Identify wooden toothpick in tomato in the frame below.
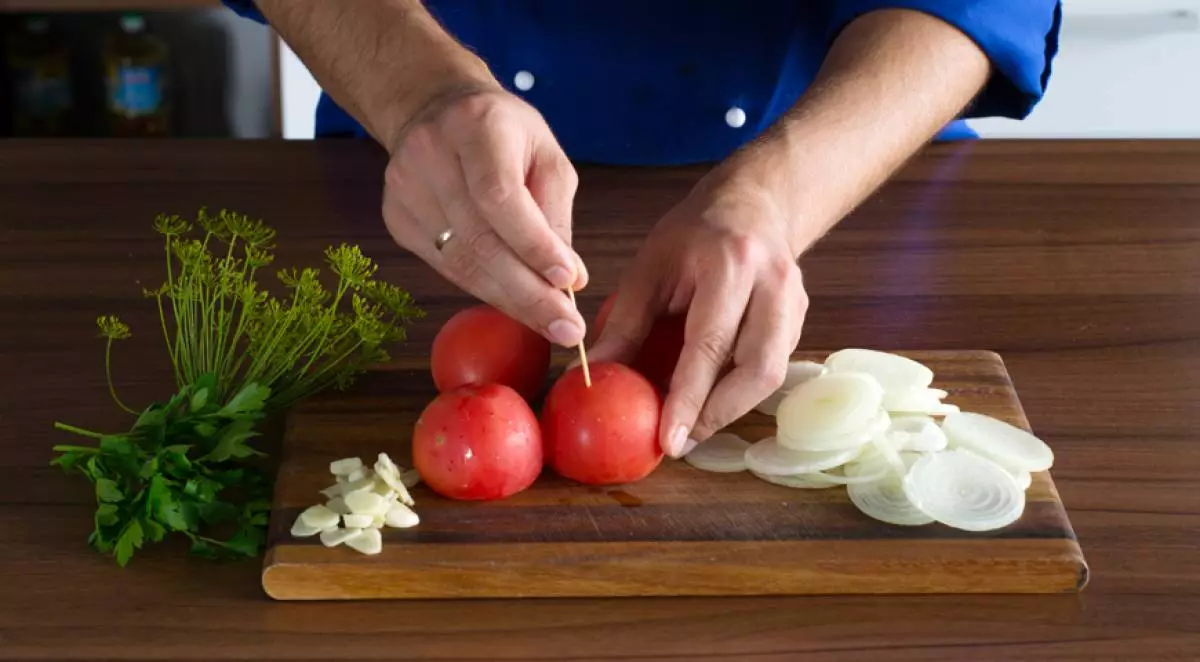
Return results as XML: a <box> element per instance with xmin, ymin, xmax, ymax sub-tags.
<box><xmin>541</xmin><ymin>362</ymin><xmax>663</xmax><ymax>486</ymax></box>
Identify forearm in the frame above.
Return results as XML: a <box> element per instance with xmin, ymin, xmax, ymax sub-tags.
<box><xmin>257</xmin><ymin>0</ymin><xmax>497</xmax><ymax>149</ymax></box>
<box><xmin>729</xmin><ymin>9</ymin><xmax>991</xmax><ymax>254</ymax></box>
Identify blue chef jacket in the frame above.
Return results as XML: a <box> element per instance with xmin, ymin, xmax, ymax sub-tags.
<box><xmin>226</xmin><ymin>1</ymin><xmax>1061</xmax><ymax>166</ymax></box>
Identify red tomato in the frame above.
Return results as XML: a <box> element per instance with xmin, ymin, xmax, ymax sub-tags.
<box><xmin>412</xmin><ymin>383</ymin><xmax>543</xmax><ymax>501</ymax></box>
<box><xmin>541</xmin><ymin>362</ymin><xmax>663</xmax><ymax>486</ymax></box>
<box><xmin>431</xmin><ymin>304</ymin><xmax>550</xmax><ymax>401</ymax></box>
<box><xmin>593</xmin><ymin>293</ymin><xmax>686</xmax><ymax>390</ymax></box>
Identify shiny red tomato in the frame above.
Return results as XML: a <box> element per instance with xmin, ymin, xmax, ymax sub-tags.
<box><xmin>541</xmin><ymin>362</ymin><xmax>663</xmax><ymax>486</ymax></box>
<box><xmin>412</xmin><ymin>383</ymin><xmax>543</xmax><ymax>501</ymax></box>
<box><xmin>431</xmin><ymin>304</ymin><xmax>550</xmax><ymax>401</ymax></box>
<box><xmin>593</xmin><ymin>293</ymin><xmax>686</xmax><ymax>390</ymax></box>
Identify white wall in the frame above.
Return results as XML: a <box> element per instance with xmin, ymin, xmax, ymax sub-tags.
<box><xmin>972</xmin><ymin>0</ymin><xmax>1200</xmax><ymax>138</ymax></box>
<box><xmin>277</xmin><ymin>1</ymin><xmax>1200</xmax><ymax>141</ymax></box>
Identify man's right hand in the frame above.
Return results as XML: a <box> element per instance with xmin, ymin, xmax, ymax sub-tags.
<box><xmin>381</xmin><ymin>88</ymin><xmax>588</xmax><ymax>348</ymax></box>
<box><xmin>254</xmin><ymin>0</ymin><xmax>587</xmax><ymax>347</ymax></box>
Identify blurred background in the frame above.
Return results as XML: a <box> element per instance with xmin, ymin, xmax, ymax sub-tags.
<box><xmin>1</xmin><ymin>0</ymin><xmax>1197</xmax><ymax>141</ymax></box>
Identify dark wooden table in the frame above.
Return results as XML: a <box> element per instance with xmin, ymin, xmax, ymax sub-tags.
<box><xmin>1</xmin><ymin>140</ymin><xmax>1198</xmax><ymax>660</ymax></box>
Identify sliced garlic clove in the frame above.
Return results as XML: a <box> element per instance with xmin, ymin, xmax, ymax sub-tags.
<box><xmin>344</xmin><ymin>490</ymin><xmax>386</xmax><ymax>516</ymax></box>
<box><xmin>298</xmin><ymin>504</ymin><xmax>339</xmax><ymax>530</ymax></box>
<box><xmin>325</xmin><ymin>496</ymin><xmax>349</xmax><ymax>515</ymax></box>
<box><xmin>342</xmin><ymin>513</ymin><xmax>373</xmax><ymax>528</ymax></box>
<box><xmin>384</xmin><ymin>502</ymin><xmax>420</xmax><ymax>528</ymax></box>
<box><xmin>345</xmin><ymin>528</ymin><xmax>383</xmax><ymax>555</ymax></box>
<box><xmin>290</xmin><ymin>517</ymin><xmax>322</xmax><ymax>538</ymax></box>
<box><xmin>319</xmin><ymin>527</ymin><xmax>360</xmax><ymax>547</ymax></box>
<box><xmin>329</xmin><ymin>457</ymin><xmax>363</xmax><ymax>476</ymax></box>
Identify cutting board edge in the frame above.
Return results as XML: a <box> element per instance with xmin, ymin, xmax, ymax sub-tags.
<box><xmin>262</xmin><ymin>538</ymin><xmax>1088</xmax><ymax>601</ymax></box>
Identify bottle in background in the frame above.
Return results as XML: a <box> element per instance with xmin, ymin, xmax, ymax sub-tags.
<box><xmin>104</xmin><ymin>13</ymin><xmax>170</xmax><ymax>137</ymax></box>
<box><xmin>6</xmin><ymin>16</ymin><xmax>73</xmax><ymax>137</ymax></box>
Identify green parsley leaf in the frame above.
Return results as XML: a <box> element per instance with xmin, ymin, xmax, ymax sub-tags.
<box><xmin>113</xmin><ymin>520</ymin><xmax>144</xmax><ymax>567</ymax></box>
<box><xmin>95</xmin><ymin>478</ymin><xmax>124</xmax><ymax>503</ymax></box>
<box><xmin>203</xmin><ymin>418</ymin><xmax>263</xmax><ymax>463</ymax></box>
<box><xmin>218</xmin><ymin>383</ymin><xmax>269</xmax><ymax>417</ymax></box>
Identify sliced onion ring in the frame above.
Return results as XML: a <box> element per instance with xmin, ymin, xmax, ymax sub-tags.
<box><xmin>825</xmin><ymin>349</ymin><xmax>934</xmax><ymax>394</ymax></box>
<box><xmin>847</xmin><ymin>476</ymin><xmax>934</xmax><ymax>526</ymax></box>
<box><xmin>903</xmin><ymin>449</ymin><xmax>1026</xmax><ymax>532</ymax></box>
<box><xmin>776</xmin><ymin>372</ymin><xmax>885</xmax><ymax>440</ymax></box>
<box><xmin>750</xmin><ymin>470</ymin><xmax>841</xmax><ymax>489</ymax></box>
<box><xmin>684</xmin><ymin>432</ymin><xmax>752</xmax><ymax>473</ymax></box>
<box><xmin>753</xmin><ymin>360</ymin><xmax>827</xmax><ymax>415</ymax></box>
<box><xmin>778</xmin><ymin>409</ymin><xmax>890</xmax><ymax>452</ymax></box>
<box><xmin>941</xmin><ymin>411</ymin><xmax>1054</xmax><ymax>472</ymax></box>
<box><xmin>744</xmin><ymin>437</ymin><xmax>863</xmax><ymax>476</ymax></box>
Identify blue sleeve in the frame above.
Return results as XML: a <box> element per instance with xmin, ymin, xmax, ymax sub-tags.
<box><xmin>222</xmin><ymin>0</ymin><xmax>267</xmax><ymax>24</ymax></box>
<box><xmin>827</xmin><ymin>0</ymin><xmax>1061</xmax><ymax>120</ymax></box>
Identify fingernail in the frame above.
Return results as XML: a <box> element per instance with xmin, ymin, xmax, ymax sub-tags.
<box><xmin>664</xmin><ymin>425</ymin><xmax>688</xmax><ymax>458</ymax></box>
<box><xmin>544</xmin><ymin>265</ymin><xmax>574</xmax><ymax>289</ymax></box>
<box><xmin>678</xmin><ymin>438</ymin><xmax>699</xmax><ymax>458</ymax></box>
<box><xmin>547</xmin><ymin>319</ymin><xmax>584</xmax><ymax>347</ymax></box>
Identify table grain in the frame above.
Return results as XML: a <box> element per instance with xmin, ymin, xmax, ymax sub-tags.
<box><xmin>1</xmin><ymin>139</ymin><xmax>1198</xmax><ymax>660</ymax></box>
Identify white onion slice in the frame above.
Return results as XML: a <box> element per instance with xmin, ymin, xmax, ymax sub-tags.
<box><xmin>778</xmin><ymin>409</ymin><xmax>890</xmax><ymax>452</ymax></box>
<box><xmin>810</xmin><ymin>462</ymin><xmax>889</xmax><ymax>485</ymax></box>
<box><xmin>753</xmin><ymin>360</ymin><xmax>827</xmax><ymax>415</ymax></box>
<box><xmin>941</xmin><ymin>411</ymin><xmax>1054</xmax><ymax>472</ymax></box>
<box><xmin>883</xmin><ymin>387</ymin><xmax>948</xmax><ymax>413</ymax></box>
<box><xmin>1012</xmin><ymin>469</ymin><xmax>1033</xmax><ymax>490</ymax></box>
<box><xmin>750</xmin><ymin>470</ymin><xmax>841</xmax><ymax>489</ymax></box>
<box><xmin>847</xmin><ymin>475</ymin><xmax>934</xmax><ymax>526</ymax></box>
<box><xmin>684</xmin><ymin>432</ymin><xmax>751</xmax><ymax>472</ymax></box>
<box><xmin>776</xmin><ymin>372</ymin><xmax>885</xmax><ymax>440</ymax></box>
<box><xmin>903</xmin><ymin>450</ymin><xmax>1026</xmax><ymax>532</ymax></box>
<box><xmin>825</xmin><ymin>349</ymin><xmax>934</xmax><ymax>394</ymax></box>
<box><xmin>329</xmin><ymin>457</ymin><xmax>363</xmax><ymax>476</ymax></box>
<box><xmin>744</xmin><ymin>437</ymin><xmax>863</xmax><ymax>476</ymax></box>
<box><xmin>886</xmin><ymin>415</ymin><xmax>948</xmax><ymax>452</ymax></box>
<box><xmin>345</xmin><ymin>528</ymin><xmax>383</xmax><ymax>555</ymax></box>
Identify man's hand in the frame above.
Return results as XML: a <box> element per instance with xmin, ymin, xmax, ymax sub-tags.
<box><xmin>588</xmin><ymin>171</ymin><xmax>808</xmax><ymax>458</ymax></box>
<box><xmin>589</xmin><ymin>8</ymin><xmax>991</xmax><ymax>458</ymax></box>
<box><xmin>256</xmin><ymin>0</ymin><xmax>587</xmax><ymax>347</ymax></box>
<box><xmin>382</xmin><ymin>89</ymin><xmax>588</xmax><ymax>347</ymax></box>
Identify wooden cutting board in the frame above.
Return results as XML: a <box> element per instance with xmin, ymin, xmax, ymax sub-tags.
<box><xmin>262</xmin><ymin>351</ymin><xmax>1088</xmax><ymax>600</ymax></box>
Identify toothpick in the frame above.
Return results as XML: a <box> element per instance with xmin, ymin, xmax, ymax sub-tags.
<box><xmin>566</xmin><ymin>287</ymin><xmax>592</xmax><ymax>387</ymax></box>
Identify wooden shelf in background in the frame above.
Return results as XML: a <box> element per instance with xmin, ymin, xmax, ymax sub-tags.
<box><xmin>0</xmin><ymin>0</ymin><xmax>219</xmax><ymax>12</ymax></box>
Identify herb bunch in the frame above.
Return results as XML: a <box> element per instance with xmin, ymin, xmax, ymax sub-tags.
<box><xmin>52</xmin><ymin>209</ymin><xmax>422</xmax><ymax>566</ymax></box>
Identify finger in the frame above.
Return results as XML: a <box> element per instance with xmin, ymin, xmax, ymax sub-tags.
<box><xmin>585</xmin><ymin>259</ymin><xmax>664</xmax><ymax>366</ymax></box>
<box><xmin>420</xmin><ymin>145</ymin><xmax>586</xmax><ymax>347</ymax></box>
<box><xmin>694</xmin><ymin>276</ymin><xmax>803</xmax><ymax>445</ymax></box>
<box><xmin>528</xmin><ymin>144</ymin><xmax>589</xmax><ymax>291</ymax></box>
<box><xmin>456</xmin><ymin>119</ymin><xmax>580</xmax><ymax>290</ymax></box>
<box><xmin>660</xmin><ymin>268</ymin><xmax>754</xmax><ymax>458</ymax></box>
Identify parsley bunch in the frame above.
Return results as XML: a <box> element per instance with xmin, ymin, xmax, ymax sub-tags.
<box><xmin>52</xmin><ymin>209</ymin><xmax>421</xmax><ymax>566</ymax></box>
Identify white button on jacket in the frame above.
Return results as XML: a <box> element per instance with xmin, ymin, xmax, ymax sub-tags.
<box><xmin>725</xmin><ymin>106</ymin><xmax>746</xmax><ymax>128</ymax></box>
<box><xmin>514</xmin><ymin>70</ymin><xmax>535</xmax><ymax>92</ymax></box>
